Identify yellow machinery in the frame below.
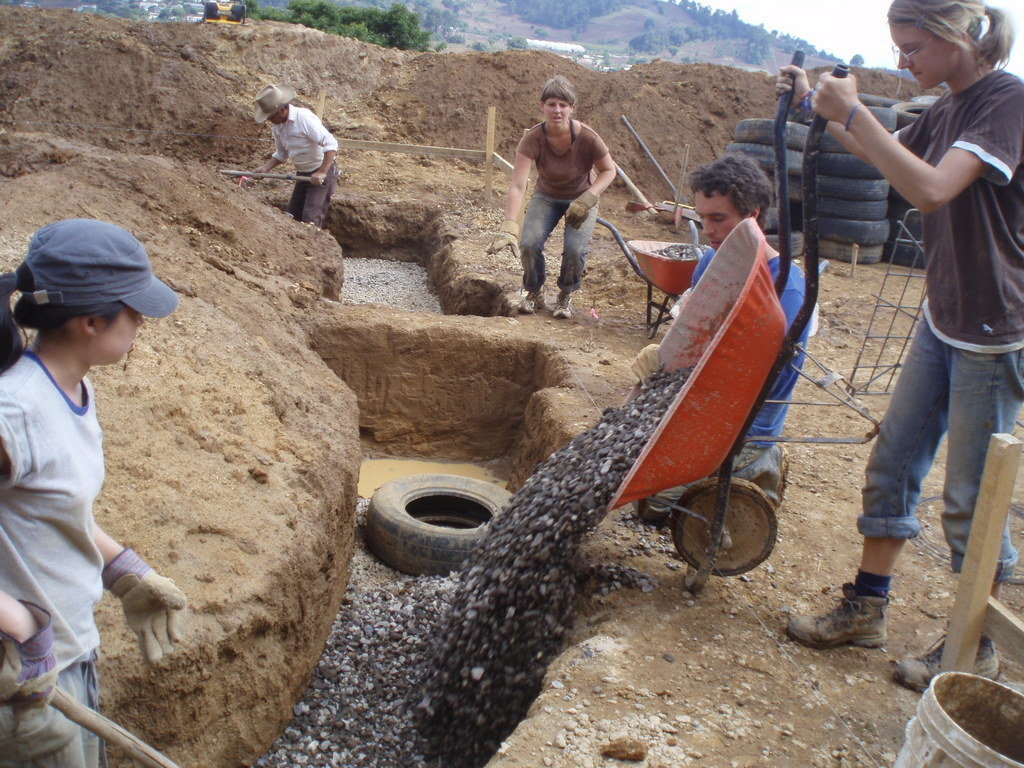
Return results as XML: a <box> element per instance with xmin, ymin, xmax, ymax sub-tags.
<box><xmin>202</xmin><ymin>1</ymin><xmax>247</xmax><ymax>23</ymax></box>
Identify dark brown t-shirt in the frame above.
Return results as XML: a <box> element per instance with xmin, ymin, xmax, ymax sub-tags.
<box><xmin>899</xmin><ymin>70</ymin><xmax>1024</xmax><ymax>346</ymax></box>
<box><xmin>516</xmin><ymin>121</ymin><xmax>610</xmax><ymax>199</ymax></box>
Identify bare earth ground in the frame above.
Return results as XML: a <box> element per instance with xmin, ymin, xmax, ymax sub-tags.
<box><xmin>0</xmin><ymin>9</ymin><xmax>1020</xmax><ymax>768</ymax></box>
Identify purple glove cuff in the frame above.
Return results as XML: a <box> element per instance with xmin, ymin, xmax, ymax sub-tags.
<box><xmin>1</xmin><ymin>601</ymin><xmax>56</xmax><ymax>685</ymax></box>
<box><xmin>102</xmin><ymin>547</ymin><xmax>153</xmax><ymax>590</ymax></box>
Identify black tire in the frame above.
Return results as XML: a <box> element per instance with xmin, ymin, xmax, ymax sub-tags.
<box><xmin>765</xmin><ymin>231</ymin><xmax>804</xmax><ymax>254</ymax></box>
<box><xmin>785</xmin><ymin>122</ymin><xmax>808</xmax><ymax>151</ymax></box>
<box><xmin>815</xmin><ymin>175</ymin><xmax>889</xmax><ymax>201</ymax></box>
<box><xmin>817</xmin><ymin>106</ymin><xmax>896</xmax><ymax>153</ymax></box>
<box><xmin>818</xmin><ymin>216</ymin><xmax>890</xmax><ymax>245</ymax></box>
<box><xmin>366</xmin><ymin>474</ymin><xmax>510</xmax><ymax>576</ymax></box>
<box><xmin>230</xmin><ymin>2</ymin><xmax>245</xmax><ymax>20</ymax></box>
<box><xmin>866</xmin><ymin>106</ymin><xmax>898</xmax><ymax>132</ymax></box>
<box><xmin>894</xmin><ymin>101</ymin><xmax>929</xmax><ymax>129</ymax></box>
<box><xmin>725</xmin><ymin>143</ymin><xmax>802</xmax><ymax>176</ymax></box>
<box><xmin>732</xmin><ymin>118</ymin><xmax>774</xmax><ymax>144</ymax></box>
<box><xmin>858</xmin><ymin>93</ymin><xmax>900</xmax><ymax>108</ymax></box>
<box><xmin>817</xmin><ymin>152</ymin><xmax>885</xmax><ymax>179</ymax></box>
<box><xmin>818</xmin><ymin>196</ymin><xmax>889</xmax><ymax>221</ymax></box>
<box><xmin>204</xmin><ymin>1</ymin><xmax>219</xmax><ymax>19</ymax></box>
<box><xmin>817</xmin><ymin>237</ymin><xmax>885</xmax><ymax>264</ymax></box>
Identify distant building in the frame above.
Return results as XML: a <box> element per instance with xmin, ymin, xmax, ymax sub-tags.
<box><xmin>526</xmin><ymin>39</ymin><xmax>585</xmax><ymax>55</ymax></box>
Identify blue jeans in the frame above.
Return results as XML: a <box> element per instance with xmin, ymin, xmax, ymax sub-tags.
<box><xmin>519</xmin><ymin>192</ymin><xmax>598</xmax><ymax>293</ymax></box>
<box><xmin>859</xmin><ymin>321</ymin><xmax>1022</xmax><ymax>582</ymax></box>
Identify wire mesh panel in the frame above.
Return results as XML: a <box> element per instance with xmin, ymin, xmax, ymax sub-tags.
<box><xmin>848</xmin><ymin>210</ymin><xmax>926</xmax><ymax>396</ymax></box>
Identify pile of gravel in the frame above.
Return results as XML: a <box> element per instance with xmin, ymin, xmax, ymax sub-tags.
<box><xmin>653</xmin><ymin>244</ymin><xmax>702</xmax><ymax>262</ymax></box>
<box><xmin>418</xmin><ymin>368</ymin><xmax>691</xmax><ymax>767</ymax></box>
<box><xmin>341</xmin><ymin>258</ymin><xmax>442</xmax><ymax>313</ymax></box>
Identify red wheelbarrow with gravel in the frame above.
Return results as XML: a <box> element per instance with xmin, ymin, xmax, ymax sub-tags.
<box><xmin>597</xmin><ymin>218</ymin><xmax>702</xmax><ymax>338</ymax></box>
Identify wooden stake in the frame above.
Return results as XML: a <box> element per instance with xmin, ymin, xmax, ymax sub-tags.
<box><xmin>484</xmin><ymin>107</ymin><xmax>496</xmax><ymax>205</ymax></box>
<box><xmin>673</xmin><ymin>144</ymin><xmax>690</xmax><ymax>230</ymax></box>
<box><xmin>942</xmin><ymin>434</ymin><xmax>1021</xmax><ymax>673</ymax></box>
<box><xmin>314</xmin><ymin>90</ymin><xmax>326</xmax><ymax>117</ymax></box>
<box><xmin>850</xmin><ymin>243</ymin><xmax>859</xmax><ymax>278</ymax></box>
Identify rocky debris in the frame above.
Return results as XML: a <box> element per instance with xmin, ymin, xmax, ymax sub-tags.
<box><xmin>419</xmin><ymin>368</ymin><xmax>691</xmax><ymax>767</ymax></box>
<box><xmin>600</xmin><ymin>736</ymin><xmax>649</xmax><ymax>761</ymax></box>
<box><xmin>341</xmin><ymin>258</ymin><xmax>442</xmax><ymax>313</ymax></box>
<box><xmin>653</xmin><ymin>244</ymin><xmax>701</xmax><ymax>262</ymax></box>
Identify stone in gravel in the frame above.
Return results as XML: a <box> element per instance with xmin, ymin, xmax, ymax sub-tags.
<box><xmin>600</xmin><ymin>737</ymin><xmax>648</xmax><ymax>761</ymax></box>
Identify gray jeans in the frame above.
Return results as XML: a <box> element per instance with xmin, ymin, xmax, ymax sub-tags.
<box><xmin>519</xmin><ymin>191</ymin><xmax>598</xmax><ymax>293</ymax></box>
<box><xmin>0</xmin><ymin>653</ymin><xmax>102</xmax><ymax>768</ymax></box>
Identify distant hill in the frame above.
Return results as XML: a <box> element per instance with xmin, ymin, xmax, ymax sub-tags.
<box><xmin>410</xmin><ymin>0</ymin><xmax>846</xmax><ymax>71</ymax></box>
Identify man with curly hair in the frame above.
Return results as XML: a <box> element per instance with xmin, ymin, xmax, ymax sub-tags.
<box><xmin>633</xmin><ymin>152</ymin><xmax>811</xmax><ymax>517</ymax></box>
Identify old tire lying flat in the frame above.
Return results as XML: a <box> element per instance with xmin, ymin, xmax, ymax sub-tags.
<box><xmin>818</xmin><ymin>152</ymin><xmax>886</xmax><ymax>180</ymax></box>
<box><xmin>818</xmin><ymin>216</ymin><xmax>890</xmax><ymax>246</ymax></box>
<box><xmin>366</xmin><ymin>473</ymin><xmax>510</xmax><ymax>576</ymax></box>
<box><xmin>814</xmin><ymin>175</ymin><xmax>890</xmax><ymax>201</ymax></box>
<box><xmin>725</xmin><ymin>143</ymin><xmax>802</xmax><ymax>175</ymax></box>
<box><xmin>818</xmin><ymin>196</ymin><xmax>889</xmax><ymax>221</ymax></box>
<box><xmin>817</xmin><ymin>237</ymin><xmax>885</xmax><ymax>264</ymax></box>
<box><xmin>732</xmin><ymin>119</ymin><xmax>809</xmax><ymax>152</ymax></box>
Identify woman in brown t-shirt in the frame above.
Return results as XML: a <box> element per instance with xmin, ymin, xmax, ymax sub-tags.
<box><xmin>486</xmin><ymin>76</ymin><xmax>616</xmax><ymax>319</ymax></box>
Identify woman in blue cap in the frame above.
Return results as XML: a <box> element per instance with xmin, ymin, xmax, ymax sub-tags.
<box><xmin>0</xmin><ymin>219</ymin><xmax>188</xmax><ymax>767</ymax></box>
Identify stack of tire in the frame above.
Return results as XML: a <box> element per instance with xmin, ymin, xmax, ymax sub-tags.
<box><xmin>727</xmin><ymin>97</ymin><xmax>901</xmax><ymax>265</ymax></box>
<box><xmin>725</xmin><ymin>118</ymin><xmax>805</xmax><ymax>255</ymax></box>
<box><xmin>882</xmin><ymin>96</ymin><xmax>938</xmax><ymax>268</ymax></box>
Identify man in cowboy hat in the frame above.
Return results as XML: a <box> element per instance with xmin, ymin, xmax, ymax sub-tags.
<box><xmin>250</xmin><ymin>84</ymin><xmax>339</xmax><ymax>228</ymax></box>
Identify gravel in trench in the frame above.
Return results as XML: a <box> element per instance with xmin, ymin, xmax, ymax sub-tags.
<box><xmin>254</xmin><ymin>369</ymin><xmax>689</xmax><ymax>768</ymax></box>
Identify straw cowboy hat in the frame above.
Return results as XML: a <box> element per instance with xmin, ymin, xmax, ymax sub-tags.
<box><xmin>253</xmin><ymin>84</ymin><xmax>296</xmax><ymax>123</ymax></box>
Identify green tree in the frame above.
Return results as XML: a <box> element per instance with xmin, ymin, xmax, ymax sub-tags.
<box><xmin>262</xmin><ymin>0</ymin><xmax>432</xmax><ymax>51</ymax></box>
<box><xmin>850</xmin><ymin>53</ymin><xmax>865</xmax><ymax>67</ymax></box>
<box><xmin>507</xmin><ymin>36</ymin><xmax>528</xmax><ymax>49</ymax></box>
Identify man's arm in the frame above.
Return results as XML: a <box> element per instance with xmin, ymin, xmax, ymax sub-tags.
<box><xmin>310</xmin><ymin>150</ymin><xmax>337</xmax><ymax>186</ymax></box>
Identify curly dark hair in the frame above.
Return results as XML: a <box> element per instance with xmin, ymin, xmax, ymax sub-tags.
<box><xmin>687</xmin><ymin>153</ymin><xmax>773</xmax><ymax>229</ymax></box>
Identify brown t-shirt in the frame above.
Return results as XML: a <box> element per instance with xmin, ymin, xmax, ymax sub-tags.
<box><xmin>516</xmin><ymin>121</ymin><xmax>610</xmax><ymax>199</ymax></box>
<box><xmin>898</xmin><ymin>70</ymin><xmax>1024</xmax><ymax>346</ymax></box>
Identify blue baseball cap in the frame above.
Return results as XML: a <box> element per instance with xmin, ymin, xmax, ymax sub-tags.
<box><xmin>23</xmin><ymin>219</ymin><xmax>178</xmax><ymax>318</ymax></box>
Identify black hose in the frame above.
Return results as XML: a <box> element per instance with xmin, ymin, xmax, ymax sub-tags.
<box><xmin>772</xmin><ymin>50</ymin><xmax>805</xmax><ymax>297</ymax></box>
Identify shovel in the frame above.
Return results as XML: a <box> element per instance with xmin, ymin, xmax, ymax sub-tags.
<box><xmin>219</xmin><ymin>169</ymin><xmax>312</xmax><ymax>182</ymax></box>
<box><xmin>50</xmin><ymin>687</ymin><xmax>182</xmax><ymax>768</ymax></box>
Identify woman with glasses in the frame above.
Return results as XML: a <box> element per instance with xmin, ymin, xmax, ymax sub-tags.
<box><xmin>777</xmin><ymin>0</ymin><xmax>1022</xmax><ymax>693</ymax></box>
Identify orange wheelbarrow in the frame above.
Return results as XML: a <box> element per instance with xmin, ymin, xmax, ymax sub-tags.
<box><xmin>597</xmin><ymin>219</ymin><xmax>702</xmax><ymax>338</ymax></box>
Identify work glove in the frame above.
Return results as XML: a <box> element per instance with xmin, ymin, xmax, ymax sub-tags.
<box><xmin>630</xmin><ymin>343</ymin><xmax>662</xmax><ymax>385</ymax></box>
<box><xmin>0</xmin><ymin>602</ymin><xmax>57</xmax><ymax>707</ymax></box>
<box><xmin>486</xmin><ymin>219</ymin><xmax>520</xmax><ymax>259</ymax></box>
<box><xmin>565</xmin><ymin>191</ymin><xmax>599</xmax><ymax>229</ymax></box>
<box><xmin>104</xmin><ymin>549</ymin><xmax>188</xmax><ymax>665</ymax></box>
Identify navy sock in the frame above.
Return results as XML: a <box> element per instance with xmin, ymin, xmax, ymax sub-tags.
<box><xmin>854</xmin><ymin>570</ymin><xmax>891</xmax><ymax>598</ymax></box>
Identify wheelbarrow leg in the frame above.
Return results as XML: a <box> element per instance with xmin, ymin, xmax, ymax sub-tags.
<box><xmin>683</xmin><ymin>466</ymin><xmax>732</xmax><ymax>592</ymax></box>
<box><xmin>645</xmin><ymin>284</ymin><xmax>676</xmax><ymax>339</ymax></box>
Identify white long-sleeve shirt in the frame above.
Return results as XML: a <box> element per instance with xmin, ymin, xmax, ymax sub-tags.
<box><xmin>271</xmin><ymin>105</ymin><xmax>338</xmax><ymax>173</ymax></box>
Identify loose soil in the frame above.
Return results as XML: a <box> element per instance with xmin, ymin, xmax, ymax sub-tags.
<box><xmin>0</xmin><ymin>9</ymin><xmax>1020</xmax><ymax>768</ymax></box>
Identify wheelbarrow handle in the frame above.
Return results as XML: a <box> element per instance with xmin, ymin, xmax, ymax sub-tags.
<box><xmin>772</xmin><ymin>49</ymin><xmax>805</xmax><ymax>297</ymax></box>
<box><xmin>50</xmin><ymin>687</ymin><xmax>183</xmax><ymax>768</ymax></box>
<box><xmin>595</xmin><ymin>217</ymin><xmax>647</xmax><ymax>281</ymax></box>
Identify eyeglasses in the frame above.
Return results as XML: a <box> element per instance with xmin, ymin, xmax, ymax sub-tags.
<box><xmin>892</xmin><ymin>39</ymin><xmax>930</xmax><ymax>66</ymax></box>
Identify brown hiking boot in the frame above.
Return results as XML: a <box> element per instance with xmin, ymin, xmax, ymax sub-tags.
<box><xmin>552</xmin><ymin>290</ymin><xmax>573</xmax><ymax>319</ymax></box>
<box><xmin>892</xmin><ymin>635</ymin><xmax>999</xmax><ymax>693</ymax></box>
<box><xmin>787</xmin><ymin>583</ymin><xmax>888</xmax><ymax>649</ymax></box>
<box><xmin>517</xmin><ymin>289</ymin><xmax>545</xmax><ymax>314</ymax></box>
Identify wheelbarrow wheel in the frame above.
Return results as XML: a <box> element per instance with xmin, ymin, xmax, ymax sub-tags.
<box><xmin>670</xmin><ymin>478</ymin><xmax>778</xmax><ymax>577</ymax></box>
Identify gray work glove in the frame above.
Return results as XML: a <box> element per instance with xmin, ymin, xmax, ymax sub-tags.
<box><xmin>0</xmin><ymin>602</ymin><xmax>57</xmax><ymax>707</ymax></box>
<box><xmin>486</xmin><ymin>219</ymin><xmax>520</xmax><ymax>259</ymax></box>
<box><xmin>104</xmin><ymin>549</ymin><xmax>188</xmax><ymax>664</ymax></box>
<box><xmin>565</xmin><ymin>191</ymin><xmax>598</xmax><ymax>229</ymax></box>
<box><xmin>630</xmin><ymin>343</ymin><xmax>661</xmax><ymax>385</ymax></box>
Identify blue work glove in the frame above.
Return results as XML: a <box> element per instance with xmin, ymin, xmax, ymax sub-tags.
<box><xmin>0</xmin><ymin>602</ymin><xmax>57</xmax><ymax>707</ymax></box>
<box><xmin>104</xmin><ymin>549</ymin><xmax>188</xmax><ymax>664</ymax></box>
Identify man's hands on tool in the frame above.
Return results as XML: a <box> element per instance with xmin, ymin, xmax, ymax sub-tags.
<box><xmin>630</xmin><ymin>343</ymin><xmax>662</xmax><ymax>385</ymax></box>
<box><xmin>310</xmin><ymin>170</ymin><xmax>327</xmax><ymax>186</ymax></box>
<box><xmin>0</xmin><ymin>603</ymin><xmax>57</xmax><ymax>707</ymax></box>
<box><xmin>104</xmin><ymin>549</ymin><xmax>188</xmax><ymax>664</ymax></box>
<box><xmin>486</xmin><ymin>220</ymin><xmax>520</xmax><ymax>259</ymax></box>
<box><xmin>565</xmin><ymin>191</ymin><xmax>599</xmax><ymax>229</ymax></box>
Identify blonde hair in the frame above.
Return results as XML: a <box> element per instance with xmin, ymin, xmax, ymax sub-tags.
<box><xmin>888</xmin><ymin>0</ymin><xmax>1015</xmax><ymax>68</ymax></box>
<box><xmin>540</xmin><ymin>76</ymin><xmax>576</xmax><ymax>106</ymax></box>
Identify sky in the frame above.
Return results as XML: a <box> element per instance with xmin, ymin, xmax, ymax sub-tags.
<box><xmin>695</xmin><ymin>0</ymin><xmax>1024</xmax><ymax>78</ymax></box>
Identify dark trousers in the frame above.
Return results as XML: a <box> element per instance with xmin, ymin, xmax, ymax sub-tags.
<box><xmin>288</xmin><ymin>163</ymin><xmax>338</xmax><ymax>228</ymax></box>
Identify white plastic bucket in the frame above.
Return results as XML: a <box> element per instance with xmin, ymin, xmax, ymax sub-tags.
<box><xmin>894</xmin><ymin>672</ymin><xmax>1024</xmax><ymax>767</ymax></box>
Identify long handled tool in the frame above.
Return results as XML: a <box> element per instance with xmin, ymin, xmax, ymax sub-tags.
<box><xmin>50</xmin><ymin>687</ymin><xmax>182</xmax><ymax>768</ymax></box>
<box><xmin>621</xmin><ymin>115</ymin><xmax>676</xmax><ymax>199</ymax></box>
<box><xmin>219</xmin><ymin>169</ymin><xmax>312</xmax><ymax>182</ymax></box>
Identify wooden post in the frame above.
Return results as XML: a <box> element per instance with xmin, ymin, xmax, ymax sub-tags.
<box><xmin>484</xmin><ymin>106</ymin><xmax>496</xmax><ymax>205</ymax></box>
<box><xmin>941</xmin><ymin>433</ymin><xmax>1021</xmax><ymax>673</ymax></box>
<box><xmin>850</xmin><ymin>243</ymin><xmax>859</xmax><ymax>278</ymax></box>
<box><xmin>673</xmin><ymin>144</ymin><xmax>690</xmax><ymax>231</ymax></box>
<box><xmin>314</xmin><ymin>90</ymin><xmax>326</xmax><ymax>117</ymax></box>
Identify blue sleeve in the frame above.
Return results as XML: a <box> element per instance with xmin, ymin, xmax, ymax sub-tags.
<box><xmin>690</xmin><ymin>247</ymin><xmax>716</xmax><ymax>288</ymax></box>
